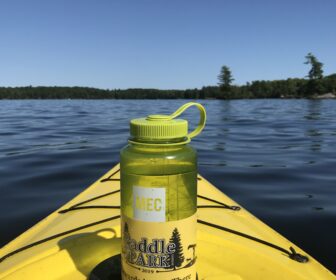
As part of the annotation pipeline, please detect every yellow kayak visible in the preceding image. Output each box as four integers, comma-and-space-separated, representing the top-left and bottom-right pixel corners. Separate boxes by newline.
0, 164, 334, 279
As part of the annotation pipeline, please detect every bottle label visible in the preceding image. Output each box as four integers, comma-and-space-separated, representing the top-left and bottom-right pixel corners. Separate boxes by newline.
121, 213, 197, 280
133, 186, 166, 222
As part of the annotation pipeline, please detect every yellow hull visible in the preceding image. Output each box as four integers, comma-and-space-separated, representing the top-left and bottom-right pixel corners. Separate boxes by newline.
0, 164, 334, 279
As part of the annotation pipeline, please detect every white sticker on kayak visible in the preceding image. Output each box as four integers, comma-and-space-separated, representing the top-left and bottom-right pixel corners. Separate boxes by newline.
133, 186, 165, 222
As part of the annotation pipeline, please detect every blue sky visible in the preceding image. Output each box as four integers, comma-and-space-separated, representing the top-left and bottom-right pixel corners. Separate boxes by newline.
0, 0, 335, 89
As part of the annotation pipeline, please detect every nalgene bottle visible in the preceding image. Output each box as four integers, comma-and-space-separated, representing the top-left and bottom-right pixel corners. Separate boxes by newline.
120, 102, 206, 280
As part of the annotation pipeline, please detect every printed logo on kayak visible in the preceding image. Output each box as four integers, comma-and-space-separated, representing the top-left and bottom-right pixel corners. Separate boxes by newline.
123, 221, 197, 272
133, 186, 165, 222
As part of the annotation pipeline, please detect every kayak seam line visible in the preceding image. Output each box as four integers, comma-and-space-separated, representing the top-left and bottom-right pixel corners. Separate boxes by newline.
0, 217, 308, 264
59, 205, 120, 213
197, 194, 241, 210
0, 215, 120, 263
197, 219, 309, 263
197, 205, 238, 209
64, 189, 120, 209
100, 169, 120, 182
59, 205, 236, 214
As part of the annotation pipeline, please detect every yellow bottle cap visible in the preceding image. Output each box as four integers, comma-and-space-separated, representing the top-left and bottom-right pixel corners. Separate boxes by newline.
130, 102, 206, 141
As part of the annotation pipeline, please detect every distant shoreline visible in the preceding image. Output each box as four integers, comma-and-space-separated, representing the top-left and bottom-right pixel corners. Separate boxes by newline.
1, 78, 335, 100
0, 95, 335, 100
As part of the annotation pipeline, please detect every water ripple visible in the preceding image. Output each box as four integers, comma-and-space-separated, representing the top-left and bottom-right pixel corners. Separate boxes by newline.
0, 99, 335, 273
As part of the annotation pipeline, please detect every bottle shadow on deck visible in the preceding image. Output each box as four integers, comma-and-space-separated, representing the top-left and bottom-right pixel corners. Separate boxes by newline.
57, 228, 121, 279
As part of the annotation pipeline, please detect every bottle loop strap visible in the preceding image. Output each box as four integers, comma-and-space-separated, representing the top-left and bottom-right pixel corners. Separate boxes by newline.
171, 102, 206, 139
146, 102, 206, 140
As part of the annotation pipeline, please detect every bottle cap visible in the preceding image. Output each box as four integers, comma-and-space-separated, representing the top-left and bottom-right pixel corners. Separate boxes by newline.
130, 102, 206, 142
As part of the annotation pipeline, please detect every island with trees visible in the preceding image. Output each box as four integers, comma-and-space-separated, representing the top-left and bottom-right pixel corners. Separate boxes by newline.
1, 53, 335, 100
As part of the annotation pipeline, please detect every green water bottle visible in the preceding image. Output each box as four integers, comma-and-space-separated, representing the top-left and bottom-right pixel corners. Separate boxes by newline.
120, 102, 206, 280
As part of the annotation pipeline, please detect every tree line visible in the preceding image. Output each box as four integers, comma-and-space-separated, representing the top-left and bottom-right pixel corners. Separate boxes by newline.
1, 53, 335, 99
217, 53, 335, 99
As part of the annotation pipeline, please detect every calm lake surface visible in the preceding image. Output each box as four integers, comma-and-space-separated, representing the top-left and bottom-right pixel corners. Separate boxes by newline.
0, 99, 335, 273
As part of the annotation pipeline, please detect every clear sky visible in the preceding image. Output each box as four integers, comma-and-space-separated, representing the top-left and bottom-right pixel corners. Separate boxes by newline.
0, 0, 335, 89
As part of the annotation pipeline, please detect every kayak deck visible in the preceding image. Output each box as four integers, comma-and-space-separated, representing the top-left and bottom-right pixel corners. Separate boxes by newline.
0, 164, 334, 279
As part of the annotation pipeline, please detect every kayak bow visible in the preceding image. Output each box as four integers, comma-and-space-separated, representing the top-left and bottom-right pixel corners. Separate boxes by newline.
0, 164, 334, 279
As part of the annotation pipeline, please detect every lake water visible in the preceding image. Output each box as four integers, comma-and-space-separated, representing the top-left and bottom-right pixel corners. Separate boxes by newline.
0, 99, 335, 273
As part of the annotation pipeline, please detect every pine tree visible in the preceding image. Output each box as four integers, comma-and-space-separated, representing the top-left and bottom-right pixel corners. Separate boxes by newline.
304, 53, 324, 95
304, 53, 324, 80
218, 65, 234, 91
168, 228, 185, 270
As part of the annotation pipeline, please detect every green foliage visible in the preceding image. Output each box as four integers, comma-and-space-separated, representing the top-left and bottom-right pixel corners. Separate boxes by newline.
305, 52, 324, 80
0, 87, 186, 99
0, 75, 335, 100
218, 65, 234, 93
322, 74, 336, 93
